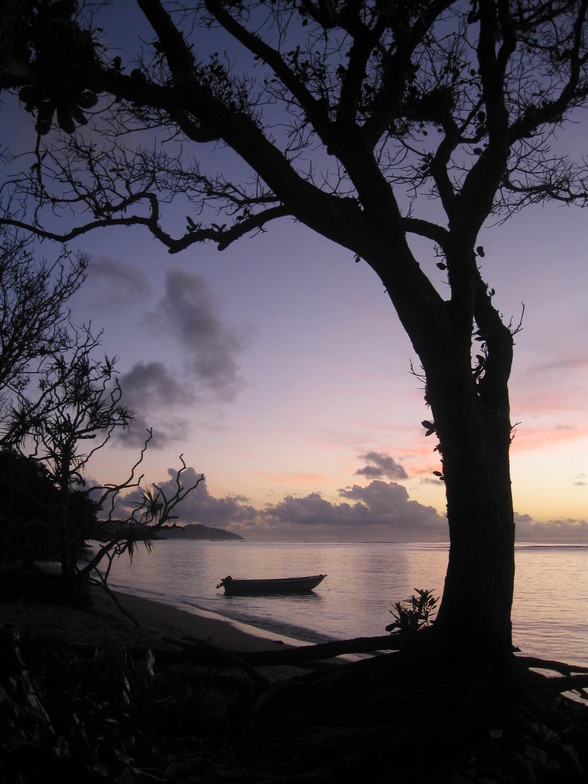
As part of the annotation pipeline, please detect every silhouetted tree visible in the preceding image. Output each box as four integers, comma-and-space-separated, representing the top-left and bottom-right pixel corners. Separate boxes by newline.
1, 1, 587, 664
2, 325, 204, 605
0, 233, 203, 604
0, 448, 100, 599
0, 448, 65, 565
2, 325, 133, 600
0, 224, 88, 416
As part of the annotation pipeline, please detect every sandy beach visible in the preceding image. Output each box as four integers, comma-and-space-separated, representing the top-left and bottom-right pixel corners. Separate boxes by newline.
0, 585, 296, 654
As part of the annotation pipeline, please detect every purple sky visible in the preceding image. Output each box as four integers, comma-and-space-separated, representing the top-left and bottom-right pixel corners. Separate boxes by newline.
2, 3, 587, 542
66, 194, 587, 542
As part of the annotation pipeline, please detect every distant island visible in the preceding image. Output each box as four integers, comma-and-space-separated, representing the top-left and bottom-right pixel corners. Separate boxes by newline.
160, 524, 243, 542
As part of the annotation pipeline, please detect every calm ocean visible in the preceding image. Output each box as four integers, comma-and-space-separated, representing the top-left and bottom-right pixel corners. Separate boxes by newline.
102, 541, 588, 667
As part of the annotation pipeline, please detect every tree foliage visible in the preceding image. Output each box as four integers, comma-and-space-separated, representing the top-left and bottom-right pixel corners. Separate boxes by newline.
1, 1, 586, 246
3, 325, 133, 489
386, 588, 439, 638
0, 448, 98, 569
1, 325, 204, 605
0, 225, 88, 412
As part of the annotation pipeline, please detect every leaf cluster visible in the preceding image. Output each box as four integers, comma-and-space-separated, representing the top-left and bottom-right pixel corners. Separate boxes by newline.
2, 0, 101, 134
386, 587, 439, 637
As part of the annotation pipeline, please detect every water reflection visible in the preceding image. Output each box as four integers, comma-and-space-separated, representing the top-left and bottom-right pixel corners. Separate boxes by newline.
102, 541, 587, 665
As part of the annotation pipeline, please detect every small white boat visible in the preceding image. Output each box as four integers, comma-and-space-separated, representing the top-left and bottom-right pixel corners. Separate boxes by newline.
216, 574, 326, 595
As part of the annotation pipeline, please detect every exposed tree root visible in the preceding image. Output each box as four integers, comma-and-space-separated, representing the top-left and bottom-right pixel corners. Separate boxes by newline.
1, 624, 587, 783
221, 651, 587, 782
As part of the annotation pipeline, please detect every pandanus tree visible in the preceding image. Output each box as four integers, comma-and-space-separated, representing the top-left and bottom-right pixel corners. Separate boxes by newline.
1, 0, 587, 666
1, 321, 203, 605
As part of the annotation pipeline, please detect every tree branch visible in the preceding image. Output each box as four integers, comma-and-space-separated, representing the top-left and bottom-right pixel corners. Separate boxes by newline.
361, 0, 455, 147
204, 0, 334, 143
402, 217, 450, 249
509, 0, 588, 144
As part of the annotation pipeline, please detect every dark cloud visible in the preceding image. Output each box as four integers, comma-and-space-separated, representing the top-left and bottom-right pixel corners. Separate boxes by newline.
77, 269, 245, 447
159, 270, 244, 401
111, 362, 193, 449
115, 415, 187, 450
355, 451, 408, 480
120, 361, 191, 409
86, 256, 151, 309
261, 480, 446, 541
119, 467, 258, 527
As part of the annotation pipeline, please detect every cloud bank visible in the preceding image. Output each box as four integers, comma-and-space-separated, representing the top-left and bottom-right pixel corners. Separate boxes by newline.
119, 466, 258, 527
117, 462, 448, 542
514, 513, 588, 542
112, 451, 587, 543
260, 480, 446, 540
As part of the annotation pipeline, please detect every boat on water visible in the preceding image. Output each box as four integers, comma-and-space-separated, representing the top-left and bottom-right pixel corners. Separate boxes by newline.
216, 574, 326, 595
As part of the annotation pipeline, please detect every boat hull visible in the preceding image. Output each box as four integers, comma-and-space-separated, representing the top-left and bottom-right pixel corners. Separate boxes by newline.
217, 574, 326, 595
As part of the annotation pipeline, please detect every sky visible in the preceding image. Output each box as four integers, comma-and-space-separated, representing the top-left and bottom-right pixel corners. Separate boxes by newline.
2, 3, 587, 543
63, 196, 587, 543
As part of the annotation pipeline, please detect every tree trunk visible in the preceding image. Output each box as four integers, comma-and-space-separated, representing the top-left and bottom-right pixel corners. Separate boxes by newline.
371, 236, 516, 670
424, 360, 516, 669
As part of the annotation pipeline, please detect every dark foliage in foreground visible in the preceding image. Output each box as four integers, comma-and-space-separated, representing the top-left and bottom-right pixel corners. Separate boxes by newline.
1, 624, 587, 783
0, 449, 98, 567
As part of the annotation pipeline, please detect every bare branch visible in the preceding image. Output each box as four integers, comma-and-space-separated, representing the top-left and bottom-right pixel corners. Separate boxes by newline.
0, 227, 89, 433
80, 453, 205, 583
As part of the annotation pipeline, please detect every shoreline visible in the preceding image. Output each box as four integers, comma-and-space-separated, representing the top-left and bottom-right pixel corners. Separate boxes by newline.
135, 591, 316, 647
0, 585, 301, 654
105, 588, 306, 651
